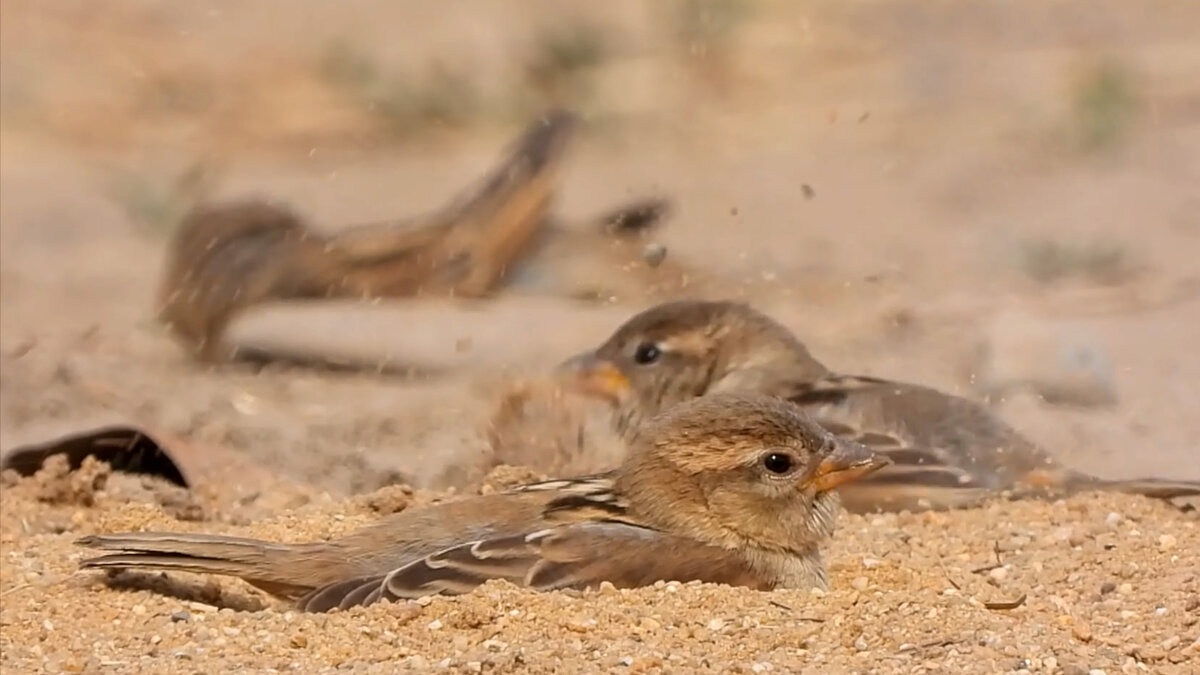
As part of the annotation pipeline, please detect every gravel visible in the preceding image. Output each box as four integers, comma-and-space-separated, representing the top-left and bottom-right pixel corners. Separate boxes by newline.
2, 468, 1197, 674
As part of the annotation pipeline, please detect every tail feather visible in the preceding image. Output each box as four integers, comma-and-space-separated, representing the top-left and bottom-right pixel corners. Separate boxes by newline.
76, 532, 317, 596
1094, 478, 1200, 500
1044, 474, 1200, 512
78, 532, 293, 563
79, 552, 266, 579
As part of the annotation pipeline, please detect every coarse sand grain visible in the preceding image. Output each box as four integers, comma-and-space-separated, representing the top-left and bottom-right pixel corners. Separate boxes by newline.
2, 466, 1197, 674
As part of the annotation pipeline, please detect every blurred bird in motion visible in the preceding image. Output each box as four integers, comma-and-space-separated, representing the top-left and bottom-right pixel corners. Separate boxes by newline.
557, 300, 1200, 513
157, 109, 685, 364
77, 394, 888, 612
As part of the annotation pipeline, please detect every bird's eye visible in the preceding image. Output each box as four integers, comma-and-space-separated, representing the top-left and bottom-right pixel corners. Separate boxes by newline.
762, 452, 795, 475
633, 342, 662, 365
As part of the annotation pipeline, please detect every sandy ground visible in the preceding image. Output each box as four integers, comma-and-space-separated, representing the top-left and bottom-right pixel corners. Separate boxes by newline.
1, 465, 1198, 674
2, 0, 1200, 673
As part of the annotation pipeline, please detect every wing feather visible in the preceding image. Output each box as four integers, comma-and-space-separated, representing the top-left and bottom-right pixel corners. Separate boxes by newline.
299, 521, 765, 610
783, 374, 1029, 511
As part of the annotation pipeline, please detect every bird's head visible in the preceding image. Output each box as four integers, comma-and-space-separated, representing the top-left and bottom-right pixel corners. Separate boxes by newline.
557, 300, 827, 434
615, 393, 889, 554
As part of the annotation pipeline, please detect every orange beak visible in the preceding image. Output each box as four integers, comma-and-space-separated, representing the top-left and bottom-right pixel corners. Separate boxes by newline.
802, 439, 891, 493
554, 352, 632, 403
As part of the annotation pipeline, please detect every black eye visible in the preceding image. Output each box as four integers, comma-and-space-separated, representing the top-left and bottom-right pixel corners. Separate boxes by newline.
633, 342, 662, 365
762, 452, 794, 475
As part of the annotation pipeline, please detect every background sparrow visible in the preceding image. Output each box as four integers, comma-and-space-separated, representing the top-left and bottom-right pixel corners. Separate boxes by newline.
558, 300, 1200, 513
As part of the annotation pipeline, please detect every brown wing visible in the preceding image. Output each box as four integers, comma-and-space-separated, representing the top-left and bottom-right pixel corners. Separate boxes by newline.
508, 473, 634, 522
298, 521, 765, 612
782, 374, 1070, 512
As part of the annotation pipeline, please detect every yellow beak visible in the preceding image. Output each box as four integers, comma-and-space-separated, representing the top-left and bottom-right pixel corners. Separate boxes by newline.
802, 439, 891, 493
555, 352, 632, 402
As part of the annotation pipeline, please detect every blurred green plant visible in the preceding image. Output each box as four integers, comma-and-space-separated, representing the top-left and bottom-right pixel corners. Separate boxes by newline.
674, 0, 752, 51
669, 0, 753, 91
320, 39, 481, 134
384, 64, 481, 129
320, 39, 379, 91
522, 20, 610, 101
1070, 59, 1140, 153
1017, 237, 1135, 285
140, 73, 215, 115
105, 159, 221, 236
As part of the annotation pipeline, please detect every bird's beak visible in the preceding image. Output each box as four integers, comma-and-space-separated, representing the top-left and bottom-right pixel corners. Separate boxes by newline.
802, 439, 891, 493
555, 351, 632, 403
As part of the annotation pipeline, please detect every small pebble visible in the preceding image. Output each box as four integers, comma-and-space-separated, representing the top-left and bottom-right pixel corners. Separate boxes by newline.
854, 637, 869, 651
642, 244, 667, 268
565, 617, 594, 633
170, 611, 191, 623
482, 639, 508, 652
639, 617, 662, 632
851, 576, 869, 591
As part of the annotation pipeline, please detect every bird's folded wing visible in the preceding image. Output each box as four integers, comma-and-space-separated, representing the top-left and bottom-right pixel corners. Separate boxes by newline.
787, 377, 992, 479
298, 521, 762, 612
781, 375, 1198, 512
783, 375, 1025, 511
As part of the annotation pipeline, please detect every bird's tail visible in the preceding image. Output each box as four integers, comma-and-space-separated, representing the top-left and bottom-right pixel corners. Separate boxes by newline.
1054, 473, 1200, 511
1091, 477, 1200, 501
76, 532, 327, 598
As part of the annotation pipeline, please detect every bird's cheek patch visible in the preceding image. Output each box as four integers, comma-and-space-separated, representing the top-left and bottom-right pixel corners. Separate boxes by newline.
659, 333, 711, 359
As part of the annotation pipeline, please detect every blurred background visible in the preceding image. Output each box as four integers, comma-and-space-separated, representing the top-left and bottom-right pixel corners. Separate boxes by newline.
2, 0, 1198, 494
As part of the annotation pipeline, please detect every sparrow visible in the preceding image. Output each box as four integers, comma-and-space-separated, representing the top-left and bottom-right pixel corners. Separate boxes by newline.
557, 300, 1200, 513
158, 109, 577, 362
158, 108, 685, 365
77, 393, 888, 612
